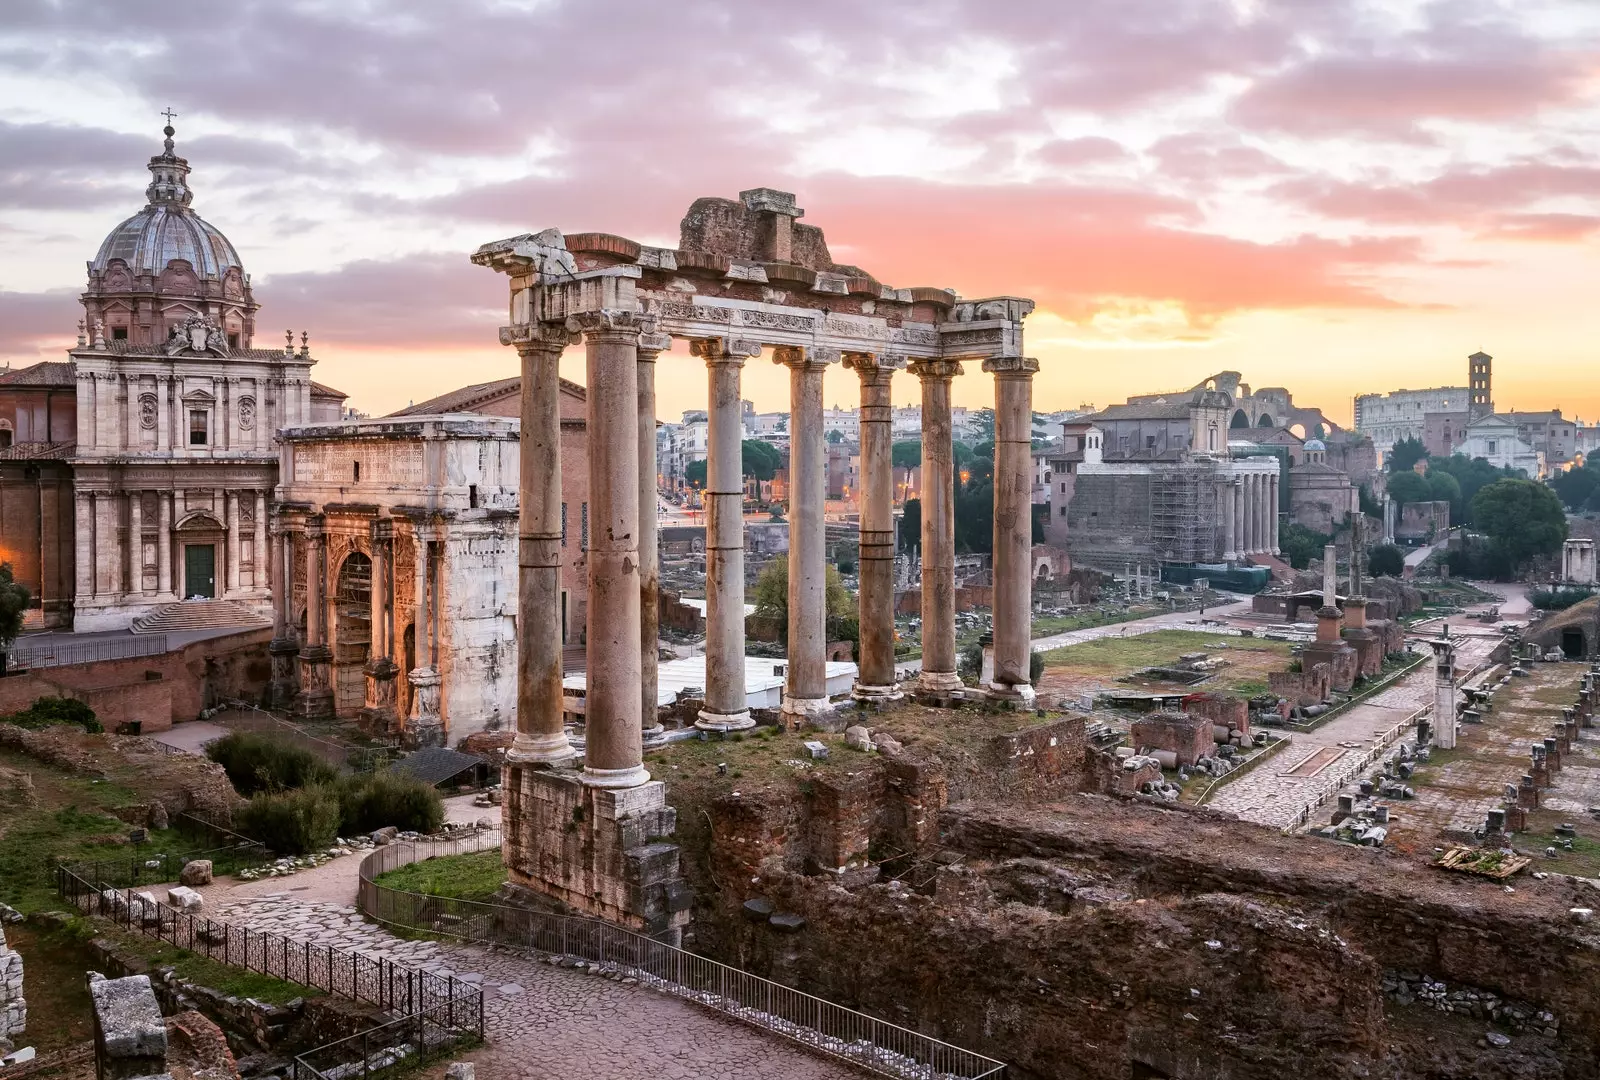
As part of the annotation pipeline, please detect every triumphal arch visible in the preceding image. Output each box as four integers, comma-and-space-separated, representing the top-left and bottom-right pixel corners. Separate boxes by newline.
475, 188, 1039, 933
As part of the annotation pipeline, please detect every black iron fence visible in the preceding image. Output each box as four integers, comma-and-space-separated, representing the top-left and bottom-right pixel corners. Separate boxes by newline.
54, 863, 485, 1054
359, 835, 1006, 1080
68, 813, 272, 890
10, 633, 170, 670
290, 1003, 475, 1080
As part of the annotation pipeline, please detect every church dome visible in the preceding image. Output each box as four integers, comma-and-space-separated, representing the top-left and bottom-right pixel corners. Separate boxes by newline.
1303, 438, 1326, 452
90, 124, 244, 279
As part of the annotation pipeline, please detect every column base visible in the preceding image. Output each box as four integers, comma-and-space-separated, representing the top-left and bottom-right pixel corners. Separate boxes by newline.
406, 667, 443, 748
696, 708, 754, 732
981, 680, 1037, 708
780, 695, 833, 720
582, 763, 653, 789
914, 670, 964, 694
851, 682, 904, 702
268, 637, 299, 708
642, 724, 668, 750
293, 645, 334, 720
501, 768, 691, 936
506, 732, 577, 765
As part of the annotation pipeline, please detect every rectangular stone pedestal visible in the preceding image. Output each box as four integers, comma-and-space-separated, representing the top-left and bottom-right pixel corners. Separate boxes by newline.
501, 766, 691, 936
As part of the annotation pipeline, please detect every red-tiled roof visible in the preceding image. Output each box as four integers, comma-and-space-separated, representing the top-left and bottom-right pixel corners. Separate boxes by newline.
310, 381, 347, 400
0, 361, 75, 387
388, 376, 585, 417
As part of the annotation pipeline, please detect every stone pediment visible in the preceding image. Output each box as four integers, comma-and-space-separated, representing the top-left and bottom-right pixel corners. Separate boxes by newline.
163, 313, 230, 358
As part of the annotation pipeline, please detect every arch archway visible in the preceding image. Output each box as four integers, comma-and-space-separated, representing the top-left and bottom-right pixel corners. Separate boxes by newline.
1230, 410, 1250, 429
1257, 413, 1275, 428
333, 551, 372, 716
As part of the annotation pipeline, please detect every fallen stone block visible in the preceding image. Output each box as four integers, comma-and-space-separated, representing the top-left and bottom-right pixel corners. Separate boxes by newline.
165, 886, 203, 913
178, 860, 213, 887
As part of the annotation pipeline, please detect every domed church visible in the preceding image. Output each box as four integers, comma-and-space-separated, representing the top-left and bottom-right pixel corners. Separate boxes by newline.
0, 120, 347, 632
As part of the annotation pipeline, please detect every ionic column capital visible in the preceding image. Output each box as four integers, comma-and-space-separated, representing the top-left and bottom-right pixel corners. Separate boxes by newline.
908, 357, 964, 381
564, 308, 654, 344
843, 352, 907, 382
503, 322, 571, 355
772, 344, 840, 372
981, 355, 1041, 378
689, 336, 762, 368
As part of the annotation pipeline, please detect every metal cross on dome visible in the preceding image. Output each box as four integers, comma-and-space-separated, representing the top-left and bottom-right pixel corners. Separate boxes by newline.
161, 108, 178, 124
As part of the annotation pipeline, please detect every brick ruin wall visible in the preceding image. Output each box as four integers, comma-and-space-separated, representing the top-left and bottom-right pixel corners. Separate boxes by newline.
668, 715, 1600, 1080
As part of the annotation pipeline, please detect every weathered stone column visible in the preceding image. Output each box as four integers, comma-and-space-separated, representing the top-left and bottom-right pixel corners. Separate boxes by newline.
225, 492, 241, 594
1220, 480, 1236, 559
692, 336, 761, 731
983, 356, 1040, 704
909, 358, 964, 694
362, 520, 399, 733
1432, 633, 1457, 750
268, 518, 299, 706
294, 520, 334, 720
1257, 473, 1271, 555
1269, 473, 1281, 553
73, 491, 91, 602
1231, 477, 1246, 559
128, 491, 142, 595
637, 327, 672, 747
775, 345, 839, 721
846, 352, 905, 701
253, 492, 268, 590
1248, 474, 1262, 553
569, 311, 649, 787
508, 328, 575, 765
156, 492, 172, 598
407, 523, 443, 746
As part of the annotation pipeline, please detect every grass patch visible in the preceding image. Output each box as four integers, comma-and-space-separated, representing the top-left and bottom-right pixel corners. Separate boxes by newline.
373, 848, 506, 903
1515, 831, 1600, 879
107, 928, 320, 1004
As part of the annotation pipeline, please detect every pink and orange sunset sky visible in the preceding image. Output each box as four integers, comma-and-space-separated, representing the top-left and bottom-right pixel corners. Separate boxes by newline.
4, 0, 1600, 425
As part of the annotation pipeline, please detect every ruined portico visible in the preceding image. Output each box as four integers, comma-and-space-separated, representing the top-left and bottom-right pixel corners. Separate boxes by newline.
476, 188, 1038, 929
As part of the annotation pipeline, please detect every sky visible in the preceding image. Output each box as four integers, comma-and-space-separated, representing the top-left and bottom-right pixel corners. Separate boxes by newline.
3, 0, 1600, 426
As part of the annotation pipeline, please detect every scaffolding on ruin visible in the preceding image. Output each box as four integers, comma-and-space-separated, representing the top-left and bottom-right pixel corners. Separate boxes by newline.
1150, 464, 1220, 564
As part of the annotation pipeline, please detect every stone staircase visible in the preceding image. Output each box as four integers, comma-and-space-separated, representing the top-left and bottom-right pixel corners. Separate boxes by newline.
130, 599, 270, 635
1247, 552, 1297, 584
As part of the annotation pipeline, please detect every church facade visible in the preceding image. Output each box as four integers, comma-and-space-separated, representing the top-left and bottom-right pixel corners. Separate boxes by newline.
0, 122, 345, 632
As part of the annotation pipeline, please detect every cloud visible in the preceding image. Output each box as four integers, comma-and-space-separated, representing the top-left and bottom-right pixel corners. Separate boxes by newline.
0, 288, 79, 360
1277, 159, 1600, 231
0, 121, 151, 210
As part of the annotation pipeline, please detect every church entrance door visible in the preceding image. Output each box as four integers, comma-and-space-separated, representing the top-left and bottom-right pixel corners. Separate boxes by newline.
185, 544, 216, 599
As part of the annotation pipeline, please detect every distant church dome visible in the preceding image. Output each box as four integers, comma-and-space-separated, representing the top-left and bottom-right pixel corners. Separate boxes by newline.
80, 120, 258, 349
1303, 438, 1326, 452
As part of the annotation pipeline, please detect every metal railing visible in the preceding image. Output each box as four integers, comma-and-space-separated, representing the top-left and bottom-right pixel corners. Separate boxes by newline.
64, 814, 273, 891
10, 633, 170, 669
359, 835, 1006, 1079
54, 863, 485, 1039
290, 1002, 474, 1079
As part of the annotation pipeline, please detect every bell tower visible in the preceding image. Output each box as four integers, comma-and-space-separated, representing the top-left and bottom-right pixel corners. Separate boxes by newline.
1468, 351, 1493, 421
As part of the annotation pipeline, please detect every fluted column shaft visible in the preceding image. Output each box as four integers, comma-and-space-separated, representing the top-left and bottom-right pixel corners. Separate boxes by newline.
411, 530, 431, 670
225, 492, 241, 593
984, 357, 1040, 702
128, 491, 142, 594
510, 331, 574, 765
157, 493, 172, 597
254, 493, 268, 589
847, 354, 903, 699
1257, 473, 1270, 554
573, 312, 648, 787
910, 359, 963, 693
1221, 480, 1236, 559
305, 525, 326, 650
272, 526, 291, 640
1246, 475, 1259, 553
694, 337, 760, 730
1269, 473, 1280, 553
369, 532, 389, 662
638, 330, 671, 746
777, 346, 838, 719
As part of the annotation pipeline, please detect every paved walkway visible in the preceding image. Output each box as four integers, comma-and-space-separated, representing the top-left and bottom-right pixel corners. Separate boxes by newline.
187, 798, 859, 1080
1208, 631, 1502, 829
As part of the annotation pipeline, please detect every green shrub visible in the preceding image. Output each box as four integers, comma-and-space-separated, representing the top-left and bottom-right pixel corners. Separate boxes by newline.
235, 786, 341, 855
334, 771, 444, 836
206, 731, 339, 795
1530, 586, 1598, 612
1, 696, 102, 733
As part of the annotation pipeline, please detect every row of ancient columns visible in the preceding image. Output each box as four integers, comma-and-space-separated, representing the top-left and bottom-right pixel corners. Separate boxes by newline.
73, 487, 269, 600
1222, 471, 1280, 559
507, 311, 1045, 789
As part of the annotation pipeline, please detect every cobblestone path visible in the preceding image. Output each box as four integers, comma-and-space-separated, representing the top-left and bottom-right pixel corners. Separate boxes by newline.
204, 877, 860, 1078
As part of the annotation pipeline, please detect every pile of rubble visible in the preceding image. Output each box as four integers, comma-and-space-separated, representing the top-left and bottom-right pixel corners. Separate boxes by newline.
235, 834, 378, 881
1319, 793, 1392, 847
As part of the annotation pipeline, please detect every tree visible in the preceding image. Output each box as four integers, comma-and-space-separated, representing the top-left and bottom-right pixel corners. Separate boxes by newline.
0, 563, 29, 673
966, 408, 996, 443
972, 440, 995, 461
685, 459, 707, 488
825, 428, 844, 444
1552, 460, 1600, 511
1386, 470, 1430, 507
1429, 453, 1518, 525
899, 498, 921, 552
1389, 437, 1428, 474
1279, 524, 1330, 571
891, 440, 921, 470
750, 556, 857, 644
1470, 478, 1567, 574
741, 439, 783, 482
1368, 544, 1405, 578
952, 441, 975, 469
1425, 470, 1461, 508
